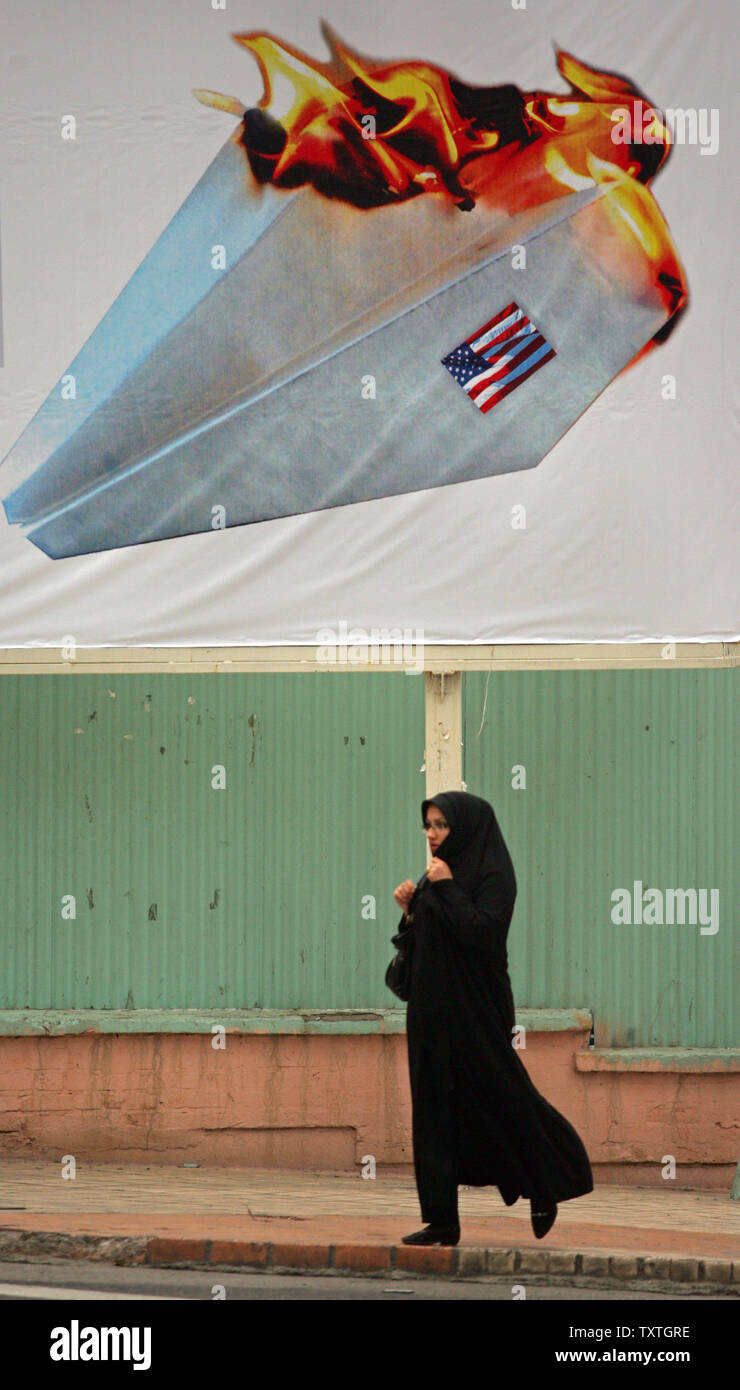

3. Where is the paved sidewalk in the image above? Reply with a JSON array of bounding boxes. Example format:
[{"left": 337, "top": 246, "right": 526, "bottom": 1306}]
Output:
[{"left": 0, "top": 1161, "right": 738, "bottom": 1287}]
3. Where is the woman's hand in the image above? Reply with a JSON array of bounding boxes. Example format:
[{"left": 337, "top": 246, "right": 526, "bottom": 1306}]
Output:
[
  {"left": 427, "top": 856, "right": 453, "bottom": 882},
  {"left": 393, "top": 879, "right": 417, "bottom": 911}
]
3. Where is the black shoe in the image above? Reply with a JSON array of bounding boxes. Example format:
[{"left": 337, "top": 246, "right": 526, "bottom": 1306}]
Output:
[
  {"left": 401, "top": 1224, "right": 460, "bottom": 1246},
  {"left": 530, "top": 1200, "right": 557, "bottom": 1239}
]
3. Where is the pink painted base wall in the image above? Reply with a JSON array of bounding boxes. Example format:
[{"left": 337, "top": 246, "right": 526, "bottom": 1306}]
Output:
[{"left": 0, "top": 1030, "right": 735, "bottom": 1189}]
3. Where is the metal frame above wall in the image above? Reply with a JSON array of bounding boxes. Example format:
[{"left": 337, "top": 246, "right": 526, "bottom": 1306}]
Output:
[{"left": 0, "top": 643, "right": 735, "bottom": 674}]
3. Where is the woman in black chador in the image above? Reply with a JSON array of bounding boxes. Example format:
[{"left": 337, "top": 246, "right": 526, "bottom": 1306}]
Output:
[{"left": 393, "top": 790, "right": 593, "bottom": 1246}]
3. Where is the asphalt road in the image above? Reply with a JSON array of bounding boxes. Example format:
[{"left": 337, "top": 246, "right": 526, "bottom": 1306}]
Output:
[{"left": 0, "top": 1260, "right": 732, "bottom": 1300}]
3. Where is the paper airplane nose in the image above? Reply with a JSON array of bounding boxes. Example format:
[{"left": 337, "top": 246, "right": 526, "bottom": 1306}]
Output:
[{"left": 0, "top": 137, "right": 672, "bottom": 559}]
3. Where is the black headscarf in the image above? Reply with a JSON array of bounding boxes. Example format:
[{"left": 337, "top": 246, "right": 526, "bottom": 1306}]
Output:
[{"left": 420, "top": 790, "right": 515, "bottom": 897}]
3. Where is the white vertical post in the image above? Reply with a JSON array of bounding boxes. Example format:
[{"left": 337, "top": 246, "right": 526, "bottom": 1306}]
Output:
[{"left": 424, "top": 670, "right": 463, "bottom": 862}]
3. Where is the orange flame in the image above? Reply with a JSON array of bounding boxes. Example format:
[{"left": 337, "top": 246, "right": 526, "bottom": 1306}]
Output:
[{"left": 194, "top": 27, "right": 688, "bottom": 342}]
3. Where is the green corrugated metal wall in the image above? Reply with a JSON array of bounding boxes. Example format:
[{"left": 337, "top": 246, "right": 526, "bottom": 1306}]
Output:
[
  {"left": 462, "top": 670, "right": 736, "bottom": 1047},
  {"left": 0, "top": 674, "right": 425, "bottom": 1011},
  {"left": 0, "top": 669, "right": 735, "bottom": 1045}
]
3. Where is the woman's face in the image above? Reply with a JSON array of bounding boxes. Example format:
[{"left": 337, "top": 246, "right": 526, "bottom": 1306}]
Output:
[{"left": 424, "top": 803, "right": 450, "bottom": 855}]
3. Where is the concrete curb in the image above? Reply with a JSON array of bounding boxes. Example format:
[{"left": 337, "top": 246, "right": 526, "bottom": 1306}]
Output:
[{"left": 0, "top": 1228, "right": 737, "bottom": 1289}]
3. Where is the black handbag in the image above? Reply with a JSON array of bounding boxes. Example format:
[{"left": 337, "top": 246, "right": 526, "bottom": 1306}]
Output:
[
  {"left": 385, "top": 916, "right": 415, "bottom": 1001},
  {"left": 385, "top": 873, "right": 427, "bottom": 1001}
]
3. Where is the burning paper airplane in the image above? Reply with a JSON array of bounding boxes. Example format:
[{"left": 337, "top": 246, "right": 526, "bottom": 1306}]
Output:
[{"left": 0, "top": 26, "right": 687, "bottom": 558}]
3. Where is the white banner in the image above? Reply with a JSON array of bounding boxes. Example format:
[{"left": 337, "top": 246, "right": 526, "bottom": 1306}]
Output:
[{"left": 0, "top": 0, "right": 736, "bottom": 644}]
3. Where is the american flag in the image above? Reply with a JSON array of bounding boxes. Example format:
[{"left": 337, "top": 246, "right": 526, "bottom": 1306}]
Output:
[{"left": 442, "top": 302, "right": 556, "bottom": 414}]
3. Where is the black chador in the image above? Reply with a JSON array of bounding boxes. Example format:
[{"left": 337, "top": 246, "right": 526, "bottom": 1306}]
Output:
[{"left": 402, "top": 790, "right": 593, "bottom": 1236}]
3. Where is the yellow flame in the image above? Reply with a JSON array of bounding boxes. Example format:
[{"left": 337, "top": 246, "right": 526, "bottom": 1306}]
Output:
[
  {"left": 328, "top": 37, "right": 501, "bottom": 166},
  {"left": 192, "top": 88, "right": 245, "bottom": 117},
  {"left": 546, "top": 98, "right": 581, "bottom": 116},
  {"left": 544, "top": 148, "right": 594, "bottom": 191},
  {"left": 556, "top": 50, "right": 637, "bottom": 101},
  {"left": 235, "top": 34, "right": 352, "bottom": 129},
  {"left": 586, "top": 154, "right": 664, "bottom": 259},
  {"left": 547, "top": 147, "right": 677, "bottom": 270}
]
